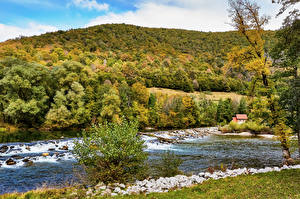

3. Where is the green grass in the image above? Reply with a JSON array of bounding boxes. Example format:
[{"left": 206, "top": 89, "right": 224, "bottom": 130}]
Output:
[{"left": 2, "top": 169, "right": 300, "bottom": 199}]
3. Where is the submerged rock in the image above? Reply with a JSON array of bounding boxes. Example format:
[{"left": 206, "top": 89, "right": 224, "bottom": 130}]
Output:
[
  {"left": 25, "top": 160, "right": 34, "bottom": 167},
  {"left": 6, "top": 158, "right": 16, "bottom": 165},
  {"left": 11, "top": 155, "right": 23, "bottom": 159}
]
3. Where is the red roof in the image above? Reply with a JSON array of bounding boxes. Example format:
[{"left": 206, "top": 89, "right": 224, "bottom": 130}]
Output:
[{"left": 236, "top": 114, "right": 248, "bottom": 120}]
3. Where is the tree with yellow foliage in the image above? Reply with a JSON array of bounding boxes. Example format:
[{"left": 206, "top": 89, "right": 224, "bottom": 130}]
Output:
[
  {"left": 228, "top": 0, "right": 293, "bottom": 163},
  {"left": 227, "top": 0, "right": 271, "bottom": 95}
]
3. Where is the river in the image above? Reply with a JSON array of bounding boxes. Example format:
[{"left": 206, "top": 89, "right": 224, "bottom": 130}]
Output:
[{"left": 0, "top": 129, "right": 295, "bottom": 194}]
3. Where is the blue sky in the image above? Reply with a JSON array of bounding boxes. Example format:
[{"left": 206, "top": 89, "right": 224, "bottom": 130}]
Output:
[{"left": 0, "top": 0, "right": 298, "bottom": 42}]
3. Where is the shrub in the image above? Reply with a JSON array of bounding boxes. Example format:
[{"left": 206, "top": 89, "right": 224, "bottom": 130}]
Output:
[
  {"left": 246, "top": 121, "right": 270, "bottom": 133},
  {"left": 228, "top": 121, "right": 240, "bottom": 132},
  {"left": 73, "top": 120, "right": 148, "bottom": 184},
  {"left": 155, "top": 151, "right": 183, "bottom": 177},
  {"left": 221, "top": 121, "right": 270, "bottom": 134},
  {"left": 220, "top": 125, "right": 232, "bottom": 133}
]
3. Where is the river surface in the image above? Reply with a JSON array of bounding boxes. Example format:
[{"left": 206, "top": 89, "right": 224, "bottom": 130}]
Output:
[{"left": 0, "top": 132, "right": 295, "bottom": 194}]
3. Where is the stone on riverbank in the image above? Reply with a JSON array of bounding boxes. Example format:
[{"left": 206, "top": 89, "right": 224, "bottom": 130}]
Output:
[{"left": 109, "top": 164, "right": 300, "bottom": 196}]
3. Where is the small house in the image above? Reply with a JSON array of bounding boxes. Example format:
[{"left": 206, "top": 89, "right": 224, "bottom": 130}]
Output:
[{"left": 232, "top": 114, "right": 248, "bottom": 124}]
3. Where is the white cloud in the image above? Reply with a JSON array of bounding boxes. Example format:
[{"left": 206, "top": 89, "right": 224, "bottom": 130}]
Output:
[
  {"left": 72, "top": 0, "right": 109, "bottom": 11},
  {"left": 86, "top": 0, "right": 295, "bottom": 31},
  {"left": 87, "top": 1, "right": 231, "bottom": 32},
  {"left": 0, "top": 22, "right": 58, "bottom": 42}
]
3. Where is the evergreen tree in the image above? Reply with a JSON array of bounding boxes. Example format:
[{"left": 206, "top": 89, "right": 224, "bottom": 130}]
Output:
[{"left": 237, "top": 97, "right": 248, "bottom": 114}]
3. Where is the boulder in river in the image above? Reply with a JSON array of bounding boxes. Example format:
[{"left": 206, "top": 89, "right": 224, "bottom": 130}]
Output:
[
  {"left": 59, "top": 145, "right": 68, "bottom": 150},
  {"left": 0, "top": 145, "right": 9, "bottom": 153},
  {"left": 42, "top": 153, "right": 49, "bottom": 157},
  {"left": 22, "top": 158, "right": 30, "bottom": 162},
  {"left": 25, "top": 146, "right": 31, "bottom": 151},
  {"left": 48, "top": 148, "right": 55, "bottom": 151},
  {"left": 6, "top": 158, "right": 16, "bottom": 165}
]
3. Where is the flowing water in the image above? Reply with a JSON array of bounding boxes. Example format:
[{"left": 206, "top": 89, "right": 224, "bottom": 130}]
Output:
[{"left": 0, "top": 130, "right": 295, "bottom": 194}]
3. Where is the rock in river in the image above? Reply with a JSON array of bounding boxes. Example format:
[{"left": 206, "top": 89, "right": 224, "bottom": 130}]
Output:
[
  {"left": 59, "top": 145, "right": 68, "bottom": 150},
  {"left": 6, "top": 158, "right": 16, "bottom": 165},
  {"left": 42, "top": 153, "right": 49, "bottom": 157},
  {"left": 0, "top": 145, "right": 9, "bottom": 153},
  {"left": 22, "top": 158, "right": 30, "bottom": 162}
]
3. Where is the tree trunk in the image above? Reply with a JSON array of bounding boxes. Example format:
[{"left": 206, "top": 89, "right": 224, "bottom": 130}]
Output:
[
  {"left": 262, "top": 73, "right": 268, "bottom": 87},
  {"left": 298, "top": 129, "right": 300, "bottom": 158},
  {"left": 295, "top": 68, "right": 300, "bottom": 158},
  {"left": 281, "top": 138, "right": 293, "bottom": 165}
]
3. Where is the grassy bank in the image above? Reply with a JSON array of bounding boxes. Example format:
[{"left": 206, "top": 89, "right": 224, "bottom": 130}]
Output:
[{"left": 2, "top": 169, "right": 300, "bottom": 199}]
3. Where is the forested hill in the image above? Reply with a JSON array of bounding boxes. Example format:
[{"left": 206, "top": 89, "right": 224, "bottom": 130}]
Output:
[
  {"left": 0, "top": 24, "right": 275, "bottom": 129},
  {"left": 0, "top": 24, "right": 275, "bottom": 92}
]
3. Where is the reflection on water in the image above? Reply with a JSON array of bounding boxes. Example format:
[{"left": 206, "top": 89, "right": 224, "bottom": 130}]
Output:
[
  {"left": 0, "top": 130, "right": 81, "bottom": 143},
  {"left": 0, "top": 133, "right": 297, "bottom": 194}
]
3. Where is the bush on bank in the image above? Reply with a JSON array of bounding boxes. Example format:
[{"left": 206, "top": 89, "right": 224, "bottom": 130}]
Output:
[{"left": 73, "top": 120, "right": 148, "bottom": 184}]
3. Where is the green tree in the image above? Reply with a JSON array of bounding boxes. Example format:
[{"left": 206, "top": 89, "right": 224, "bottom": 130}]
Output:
[
  {"left": 73, "top": 120, "right": 148, "bottom": 184},
  {"left": 45, "top": 82, "right": 89, "bottom": 129},
  {"left": 198, "top": 98, "right": 218, "bottom": 126},
  {"left": 100, "top": 86, "right": 121, "bottom": 124},
  {"left": 237, "top": 97, "right": 248, "bottom": 114},
  {"left": 217, "top": 98, "right": 234, "bottom": 124},
  {"left": 0, "top": 59, "right": 51, "bottom": 126}
]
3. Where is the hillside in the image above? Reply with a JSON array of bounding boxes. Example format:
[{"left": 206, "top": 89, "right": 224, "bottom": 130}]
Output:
[
  {"left": 0, "top": 24, "right": 268, "bottom": 130},
  {"left": 0, "top": 24, "right": 275, "bottom": 93}
]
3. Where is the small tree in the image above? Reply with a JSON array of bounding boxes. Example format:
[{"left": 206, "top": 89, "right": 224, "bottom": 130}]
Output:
[{"left": 73, "top": 120, "right": 148, "bottom": 184}]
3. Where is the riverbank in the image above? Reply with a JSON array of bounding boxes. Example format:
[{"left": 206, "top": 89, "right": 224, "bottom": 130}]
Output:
[{"left": 2, "top": 168, "right": 300, "bottom": 199}]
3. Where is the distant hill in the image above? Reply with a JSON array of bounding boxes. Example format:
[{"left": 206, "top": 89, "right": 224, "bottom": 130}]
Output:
[{"left": 0, "top": 24, "right": 275, "bottom": 93}]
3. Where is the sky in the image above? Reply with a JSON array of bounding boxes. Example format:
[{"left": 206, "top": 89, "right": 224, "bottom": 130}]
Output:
[{"left": 0, "top": 0, "right": 298, "bottom": 42}]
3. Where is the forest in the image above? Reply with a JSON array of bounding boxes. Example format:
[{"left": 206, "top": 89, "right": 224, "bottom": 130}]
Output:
[
  {"left": 0, "top": 24, "right": 265, "bottom": 130},
  {"left": 0, "top": 22, "right": 297, "bottom": 139}
]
